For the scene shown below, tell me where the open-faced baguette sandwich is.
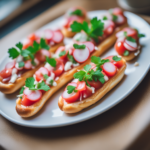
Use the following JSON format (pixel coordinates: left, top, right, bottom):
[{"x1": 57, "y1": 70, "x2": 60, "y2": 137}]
[
  {"x1": 23, "y1": 29, "x2": 64, "y2": 52},
  {"x1": 0, "y1": 39, "x2": 51, "y2": 94},
  {"x1": 58, "y1": 55, "x2": 126, "y2": 113},
  {"x1": 114, "y1": 27, "x2": 145, "y2": 61},
  {"x1": 62, "y1": 6, "x2": 90, "y2": 37}
]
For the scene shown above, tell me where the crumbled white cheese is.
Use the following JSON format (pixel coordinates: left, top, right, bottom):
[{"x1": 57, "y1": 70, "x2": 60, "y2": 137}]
[
  {"x1": 65, "y1": 42, "x2": 73, "y2": 51},
  {"x1": 72, "y1": 63, "x2": 79, "y2": 67},
  {"x1": 55, "y1": 77, "x2": 59, "y2": 81},
  {"x1": 12, "y1": 68, "x2": 17, "y2": 75},
  {"x1": 91, "y1": 87, "x2": 95, "y2": 93},
  {"x1": 46, "y1": 72, "x2": 55, "y2": 85},
  {"x1": 9, "y1": 74, "x2": 18, "y2": 83},
  {"x1": 104, "y1": 75, "x2": 109, "y2": 81},
  {"x1": 64, "y1": 61, "x2": 72, "y2": 71},
  {"x1": 52, "y1": 53, "x2": 59, "y2": 58},
  {"x1": 72, "y1": 79, "x2": 79, "y2": 83},
  {"x1": 53, "y1": 81, "x2": 57, "y2": 86},
  {"x1": 134, "y1": 62, "x2": 139, "y2": 66},
  {"x1": 73, "y1": 33, "x2": 89, "y2": 42},
  {"x1": 134, "y1": 50, "x2": 140, "y2": 56},
  {"x1": 16, "y1": 55, "x2": 23, "y2": 62},
  {"x1": 44, "y1": 63, "x2": 51, "y2": 70},
  {"x1": 95, "y1": 46, "x2": 98, "y2": 50}
]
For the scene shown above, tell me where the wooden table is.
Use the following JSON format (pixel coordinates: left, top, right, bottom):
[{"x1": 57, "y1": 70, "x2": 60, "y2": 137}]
[{"x1": 0, "y1": 0, "x2": 150, "y2": 150}]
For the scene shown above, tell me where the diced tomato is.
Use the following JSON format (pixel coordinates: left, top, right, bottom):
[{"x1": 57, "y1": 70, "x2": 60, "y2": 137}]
[
  {"x1": 23, "y1": 39, "x2": 33, "y2": 49},
  {"x1": 62, "y1": 89, "x2": 80, "y2": 103},
  {"x1": 102, "y1": 62, "x2": 117, "y2": 77},
  {"x1": 35, "y1": 67, "x2": 50, "y2": 81},
  {"x1": 56, "y1": 46, "x2": 68, "y2": 59},
  {"x1": 0, "y1": 68, "x2": 12, "y2": 79},
  {"x1": 21, "y1": 95, "x2": 34, "y2": 106},
  {"x1": 35, "y1": 49, "x2": 50, "y2": 62},
  {"x1": 48, "y1": 58, "x2": 64, "y2": 77},
  {"x1": 115, "y1": 41, "x2": 126, "y2": 55},
  {"x1": 105, "y1": 56, "x2": 124, "y2": 69},
  {"x1": 76, "y1": 81, "x2": 86, "y2": 91},
  {"x1": 28, "y1": 33, "x2": 36, "y2": 41},
  {"x1": 87, "y1": 80, "x2": 102, "y2": 89},
  {"x1": 82, "y1": 86, "x2": 93, "y2": 99}
]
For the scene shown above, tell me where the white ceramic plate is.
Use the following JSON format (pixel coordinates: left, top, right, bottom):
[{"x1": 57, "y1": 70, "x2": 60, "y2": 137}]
[{"x1": 0, "y1": 11, "x2": 150, "y2": 128}]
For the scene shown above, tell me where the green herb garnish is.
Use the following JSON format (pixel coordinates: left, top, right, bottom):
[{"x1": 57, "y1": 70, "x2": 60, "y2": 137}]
[
  {"x1": 67, "y1": 85, "x2": 78, "y2": 94},
  {"x1": 112, "y1": 56, "x2": 121, "y2": 62},
  {"x1": 71, "y1": 17, "x2": 104, "y2": 42},
  {"x1": 124, "y1": 31, "x2": 136, "y2": 43},
  {"x1": 103, "y1": 16, "x2": 108, "y2": 20},
  {"x1": 18, "y1": 62, "x2": 25, "y2": 68},
  {"x1": 73, "y1": 43, "x2": 86, "y2": 49},
  {"x1": 46, "y1": 57, "x2": 56, "y2": 67},
  {"x1": 59, "y1": 51, "x2": 66, "y2": 57},
  {"x1": 25, "y1": 77, "x2": 50, "y2": 91},
  {"x1": 123, "y1": 50, "x2": 129, "y2": 56},
  {"x1": 19, "y1": 87, "x2": 25, "y2": 94},
  {"x1": 70, "y1": 9, "x2": 83, "y2": 16},
  {"x1": 67, "y1": 53, "x2": 77, "y2": 64}
]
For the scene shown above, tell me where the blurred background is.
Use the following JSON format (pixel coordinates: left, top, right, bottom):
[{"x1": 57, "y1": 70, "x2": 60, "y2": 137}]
[
  {"x1": 1, "y1": 0, "x2": 150, "y2": 39},
  {"x1": 0, "y1": 0, "x2": 150, "y2": 150}
]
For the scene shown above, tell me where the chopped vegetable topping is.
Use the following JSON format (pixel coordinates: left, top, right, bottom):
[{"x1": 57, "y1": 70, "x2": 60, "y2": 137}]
[
  {"x1": 112, "y1": 56, "x2": 121, "y2": 62},
  {"x1": 25, "y1": 77, "x2": 50, "y2": 91},
  {"x1": 124, "y1": 31, "x2": 136, "y2": 42},
  {"x1": 46, "y1": 57, "x2": 56, "y2": 67},
  {"x1": 123, "y1": 50, "x2": 129, "y2": 56},
  {"x1": 71, "y1": 17, "x2": 104, "y2": 42},
  {"x1": 59, "y1": 51, "x2": 66, "y2": 57},
  {"x1": 70, "y1": 9, "x2": 83, "y2": 16},
  {"x1": 67, "y1": 53, "x2": 77, "y2": 64},
  {"x1": 67, "y1": 85, "x2": 78, "y2": 94},
  {"x1": 73, "y1": 43, "x2": 86, "y2": 49}
]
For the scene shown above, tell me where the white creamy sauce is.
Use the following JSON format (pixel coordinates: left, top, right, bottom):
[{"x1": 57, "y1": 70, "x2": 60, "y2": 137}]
[{"x1": 134, "y1": 49, "x2": 140, "y2": 56}]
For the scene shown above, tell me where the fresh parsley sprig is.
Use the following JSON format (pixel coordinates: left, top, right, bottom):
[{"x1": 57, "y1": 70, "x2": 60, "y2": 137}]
[
  {"x1": 70, "y1": 9, "x2": 83, "y2": 16},
  {"x1": 71, "y1": 17, "x2": 104, "y2": 42},
  {"x1": 91, "y1": 56, "x2": 109, "y2": 71},
  {"x1": 134, "y1": 28, "x2": 145, "y2": 38},
  {"x1": 67, "y1": 85, "x2": 78, "y2": 94},
  {"x1": 46, "y1": 57, "x2": 56, "y2": 67},
  {"x1": 112, "y1": 56, "x2": 121, "y2": 62},
  {"x1": 124, "y1": 31, "x2": 136, "y2": 43},
  {"x1": 25, "y1": 77, "x2": 50, "y2": 91},
  {"x1": 73, "y1": 43, "x2": 86, "y2": 49}
]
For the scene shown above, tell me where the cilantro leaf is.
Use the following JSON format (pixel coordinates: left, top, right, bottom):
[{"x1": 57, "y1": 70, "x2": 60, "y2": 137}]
[
  {"x1": 21, "y1": 49, "x2": 30, "y2": 57},
  {"x1": 8, "y1": 48, "x2": 20, "y2": 59},
  {"x1": 126, "y1": 36, "x2": 136, "y2": 42},
  {"x1": 112, "y1": 56, "x2": 121, "y2": 62},
  {"x1": 19, "y1": 87, "x2": 25, "y2": 94},
  {"x1": 73, "y1": 43, "x2": 86, "y2": 49},
  {"x1": 70, "y1": 21, "x2": 83, "y2": 32},
  {"x1": 46, "y1": 57, "x2": 56, "y2": 67},
  {"x1": 138, "y1": 33, "x2": 145, "y2": 38},
  {"x1": 73, "y1": 70, "x2": 86, "y2": 81},
  {"x1": 84, "y1": 64, "x2": 91, "y2": 72},
  {"x1": 70, "y1": 9, "x2": 83, "y2": 16},
  {"x1": 40, "y1": 38, "x2": 50, "y2": 50},
  {"x1": 49, "y1": 80, "x2": 54, "y2": 86},
  {"x1": 70, "y1": 17, "x2": 104, "y2": 42},
  {"x1": 59, "y1": 51, "x2": 66, "y2": 57},
  {"x1": 67, "y1": 85, "x2": 77, "y2": 94},
  {"x1": 123, "y1": 50, "x2": 129, "y2": 56},
  {"x1": 37, "y1": 81, "x2": 50, "y2": 91},
  {"x1": 112, "y1": 14, "x2": 118, "y2": 21},
  {"x1": 25, "y1": 77, "x2": 35, "y2": 90},
  {"x1": 18, "y1": 62, "x2": 25, "y2": 68},
  {"x1": 67, "y1": 53, "x2": 77, "y2": 64},
  {"x1": 99, "y1": 77, "x2": 105, "y2": 84},
  {"x1": 43, "y1": 74, "x2": 49, "y2": 80},
  {"x1": 91, "y1": 56, "x2": 101, "y2": 64},
  {"x1": 16, "y1": 42, "x2": 23, "y2": 50},
  {"x1": 103, "y1": 16, "x2": 108, "y2": 20}
]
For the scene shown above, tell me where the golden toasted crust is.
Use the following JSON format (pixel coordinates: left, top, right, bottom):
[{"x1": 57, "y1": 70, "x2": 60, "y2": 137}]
[
  {"x1": 122, "y1": 51, "x2": 136, "y2": 61},
  {"x1": 50, "y1": 41, "x2": 64, "y2": 52},
  {"x1": 58, "y1": 59, "x2": 126, "y2": 113},
  {"x1": 16, "y1": 23, "x2": 128, "y2": 118},
  {"x1": 0, "y1": 64, "x2": 44, "y2": 94}
]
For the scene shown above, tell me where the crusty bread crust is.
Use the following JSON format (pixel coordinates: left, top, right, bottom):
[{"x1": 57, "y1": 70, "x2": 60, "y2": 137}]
[
  {"x1": 58, "y1": 59, "x2": 126, "y2": 113},
  {"x1": 16, "y1": 23, "x2": 128, "y2": 118},
  {"x1": 122, "y1": 51, "x2": 136, "y2": 61}
]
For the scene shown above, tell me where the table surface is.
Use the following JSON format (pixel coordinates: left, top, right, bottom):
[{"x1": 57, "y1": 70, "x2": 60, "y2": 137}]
[{"x1": 0, "y1": 0, "x2": 150, "y2": 150}]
